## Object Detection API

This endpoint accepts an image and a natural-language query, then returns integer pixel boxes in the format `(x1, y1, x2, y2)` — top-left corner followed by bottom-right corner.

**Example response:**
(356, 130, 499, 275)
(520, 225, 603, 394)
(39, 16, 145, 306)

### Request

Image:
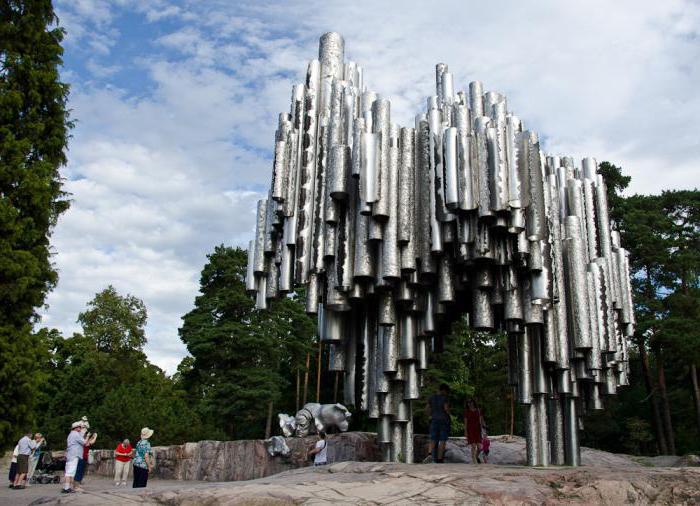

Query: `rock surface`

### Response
(86, 432, 687, 484)
(38, 461, 700, 505)
(89, 431, 380, 482)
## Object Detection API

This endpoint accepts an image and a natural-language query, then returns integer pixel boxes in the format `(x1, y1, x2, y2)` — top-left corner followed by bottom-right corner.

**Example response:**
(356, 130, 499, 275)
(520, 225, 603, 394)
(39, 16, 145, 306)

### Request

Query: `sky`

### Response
(42, 0, 700, 374)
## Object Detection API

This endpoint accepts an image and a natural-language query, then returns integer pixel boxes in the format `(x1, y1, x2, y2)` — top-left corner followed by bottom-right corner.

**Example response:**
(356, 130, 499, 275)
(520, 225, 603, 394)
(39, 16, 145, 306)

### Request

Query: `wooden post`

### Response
(303, 352, 310, 405)
(296, 368, 301, 412)
(265, 400, 274, 439)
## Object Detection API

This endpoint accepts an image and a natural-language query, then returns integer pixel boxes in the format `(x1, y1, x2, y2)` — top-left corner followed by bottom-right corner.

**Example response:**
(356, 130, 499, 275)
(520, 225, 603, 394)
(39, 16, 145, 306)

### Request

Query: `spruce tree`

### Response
(0, 0, 71, 448)
(179, 245, 316, 439)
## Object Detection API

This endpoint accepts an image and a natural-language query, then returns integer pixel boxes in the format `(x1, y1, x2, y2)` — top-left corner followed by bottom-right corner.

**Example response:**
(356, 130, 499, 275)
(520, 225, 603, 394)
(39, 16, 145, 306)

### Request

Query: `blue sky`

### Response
(42, 0, 700, 373)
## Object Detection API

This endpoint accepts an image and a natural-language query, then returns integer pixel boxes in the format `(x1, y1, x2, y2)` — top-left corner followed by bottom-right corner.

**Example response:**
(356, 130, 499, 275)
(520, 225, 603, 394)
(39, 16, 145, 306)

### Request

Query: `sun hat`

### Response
(140, 427, 154, 439)
(71, 421, 82, 429)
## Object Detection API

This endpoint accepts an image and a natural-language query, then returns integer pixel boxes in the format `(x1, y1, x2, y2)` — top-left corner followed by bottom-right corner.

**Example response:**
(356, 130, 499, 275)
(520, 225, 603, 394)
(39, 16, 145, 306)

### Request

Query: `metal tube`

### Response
(444, 127, 459, 208)
(564, 216, 592, 349)
(399, 312, 417, 361)
(564, 397, 580, 466)
(548, 395, 566, 465)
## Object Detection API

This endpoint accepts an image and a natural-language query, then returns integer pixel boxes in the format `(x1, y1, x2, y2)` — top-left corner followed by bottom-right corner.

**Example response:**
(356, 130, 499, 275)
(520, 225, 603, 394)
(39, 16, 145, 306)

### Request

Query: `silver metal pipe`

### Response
(372, 98, 391, 219)
(444, 127, 459, 208)
(564, 216, 592, 349)
(518, 331, 533, 404)
(564, 397, 580, 466)
(398, 127, 415, 244)
(399, 312, 417, 361)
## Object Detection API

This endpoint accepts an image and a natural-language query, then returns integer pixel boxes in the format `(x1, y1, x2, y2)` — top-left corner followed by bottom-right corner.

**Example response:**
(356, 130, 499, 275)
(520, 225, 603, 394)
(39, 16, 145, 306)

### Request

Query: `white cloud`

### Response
(43, 0, 700, 373)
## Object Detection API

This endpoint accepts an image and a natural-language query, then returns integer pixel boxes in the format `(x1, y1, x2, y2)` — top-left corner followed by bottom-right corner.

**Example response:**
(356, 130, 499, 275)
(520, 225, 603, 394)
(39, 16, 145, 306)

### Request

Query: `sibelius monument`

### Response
(246, 32, 635, 467)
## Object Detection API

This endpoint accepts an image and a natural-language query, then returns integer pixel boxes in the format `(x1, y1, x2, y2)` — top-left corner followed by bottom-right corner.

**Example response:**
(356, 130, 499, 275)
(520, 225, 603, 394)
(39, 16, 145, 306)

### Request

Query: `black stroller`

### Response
(29, 450, 64, 484)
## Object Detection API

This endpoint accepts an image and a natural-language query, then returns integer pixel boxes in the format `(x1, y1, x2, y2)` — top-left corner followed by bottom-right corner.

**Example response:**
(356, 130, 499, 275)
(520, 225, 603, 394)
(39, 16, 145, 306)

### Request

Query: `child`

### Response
(480, 430, 490, 464)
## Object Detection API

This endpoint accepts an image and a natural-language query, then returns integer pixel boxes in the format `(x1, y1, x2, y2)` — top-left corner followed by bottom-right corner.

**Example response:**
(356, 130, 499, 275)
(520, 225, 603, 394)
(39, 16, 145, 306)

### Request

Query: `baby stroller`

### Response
(29, 451, 64, 484)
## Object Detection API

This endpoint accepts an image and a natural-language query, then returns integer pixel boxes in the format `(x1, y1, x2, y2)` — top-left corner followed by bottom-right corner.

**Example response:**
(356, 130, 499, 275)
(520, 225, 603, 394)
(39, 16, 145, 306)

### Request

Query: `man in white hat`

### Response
(62, 422, 86, 494)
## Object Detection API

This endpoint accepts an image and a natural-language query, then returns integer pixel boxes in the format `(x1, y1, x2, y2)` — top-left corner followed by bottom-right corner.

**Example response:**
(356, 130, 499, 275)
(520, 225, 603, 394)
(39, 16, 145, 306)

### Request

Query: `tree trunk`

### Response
(316, 339, 323, 402)
(638, 339, 668, 454)
(296, 368, 301, 412)
(265, 400, 274, 439)
(691, 364, 700, 434)
(303, 352, 310, 405)
(656, 348, 676, 455)
(509, 386, 515, 436)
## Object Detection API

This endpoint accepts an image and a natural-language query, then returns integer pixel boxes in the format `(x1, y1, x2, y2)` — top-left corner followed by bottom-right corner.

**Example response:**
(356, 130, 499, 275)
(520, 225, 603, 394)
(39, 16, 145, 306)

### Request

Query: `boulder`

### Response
(89, 431, 381, 482)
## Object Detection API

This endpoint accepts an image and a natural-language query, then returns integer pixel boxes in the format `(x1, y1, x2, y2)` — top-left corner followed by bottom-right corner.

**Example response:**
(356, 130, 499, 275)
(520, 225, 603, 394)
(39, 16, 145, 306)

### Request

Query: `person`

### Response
(114, 438, 133, 486)
(427, 384, 451, 463)
(464, 398, 485, 464)
(132, 428, 154, 488)
(13, 430, 41, 489)
(308, 431, 328, 466)
(63, 422, 86, 494)
(480, 429, 491, 464)
(8, 444, 18, 488)
(27, 433, 46, 483)
(74, 427, 97, 491)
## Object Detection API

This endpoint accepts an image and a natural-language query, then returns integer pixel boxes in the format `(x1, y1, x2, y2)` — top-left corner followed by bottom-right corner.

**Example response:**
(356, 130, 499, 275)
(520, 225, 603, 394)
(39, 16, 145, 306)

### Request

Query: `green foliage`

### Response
(592, 162, 699, 455)
(0, 0, 71, 449)
(34, 288, 217, 450)
(78, 285, 148, 353)
(178, 245, 316, 439)
(417, 317, 509, 436)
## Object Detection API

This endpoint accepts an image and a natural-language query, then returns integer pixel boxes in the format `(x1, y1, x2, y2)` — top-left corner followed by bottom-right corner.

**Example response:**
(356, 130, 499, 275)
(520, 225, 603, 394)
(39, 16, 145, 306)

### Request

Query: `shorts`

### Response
(430, 419, 450, 442)
(65, 457, 79, 478)
(16, 454, 29, 474)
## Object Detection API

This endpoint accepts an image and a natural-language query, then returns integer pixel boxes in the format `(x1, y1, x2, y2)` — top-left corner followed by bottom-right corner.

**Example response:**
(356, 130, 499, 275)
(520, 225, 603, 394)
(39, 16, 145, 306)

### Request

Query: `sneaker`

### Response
(14, 485, 25, 490)
(8, 485, 14, 489)
(61, 488, 74, 494)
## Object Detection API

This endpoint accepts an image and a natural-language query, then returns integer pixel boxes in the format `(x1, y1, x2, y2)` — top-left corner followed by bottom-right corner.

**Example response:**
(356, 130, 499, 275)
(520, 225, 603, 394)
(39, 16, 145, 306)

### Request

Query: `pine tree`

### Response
(0, 0, 71, 449)
(178, 245, 316, 439)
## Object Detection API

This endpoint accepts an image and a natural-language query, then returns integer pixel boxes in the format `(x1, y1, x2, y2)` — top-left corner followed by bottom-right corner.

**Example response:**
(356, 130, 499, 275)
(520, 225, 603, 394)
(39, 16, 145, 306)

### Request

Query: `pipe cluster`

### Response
(246, 32, 635, 466)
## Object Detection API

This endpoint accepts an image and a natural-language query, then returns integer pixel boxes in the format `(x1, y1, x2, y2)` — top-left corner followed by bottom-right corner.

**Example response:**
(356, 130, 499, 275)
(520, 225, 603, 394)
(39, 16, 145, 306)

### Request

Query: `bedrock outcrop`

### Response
(87, 433, 648, 483)
(44, 461, 700, 505)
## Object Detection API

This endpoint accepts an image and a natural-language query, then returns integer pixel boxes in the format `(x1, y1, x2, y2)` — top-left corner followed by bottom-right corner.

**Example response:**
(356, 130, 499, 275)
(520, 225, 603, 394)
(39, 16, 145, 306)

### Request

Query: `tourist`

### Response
(74, 428, 97, 491)
(464, 398, 485, 464)
(13, 430, 41, 489)
(7, 444, 18, 488)
(132, 427, 154, 488)
(114, 438, 133, 486)
(27, 433, 46, 483)
(308, 431, 328, 466)
(63, 421, 86, 494)
(427, 383, 451, 463)
(480, 429, 491, 464)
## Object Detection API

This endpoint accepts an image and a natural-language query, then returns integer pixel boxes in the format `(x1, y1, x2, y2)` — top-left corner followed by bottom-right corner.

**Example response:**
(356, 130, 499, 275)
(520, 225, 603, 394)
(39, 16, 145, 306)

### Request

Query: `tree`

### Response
(418, 316, 509, 436)
(78, 285, 147, 353)
(178, 245, 316, 440)
(604, 179, 700, 455)
(0, 0, 71, 449)
(35, 287, 217, 448)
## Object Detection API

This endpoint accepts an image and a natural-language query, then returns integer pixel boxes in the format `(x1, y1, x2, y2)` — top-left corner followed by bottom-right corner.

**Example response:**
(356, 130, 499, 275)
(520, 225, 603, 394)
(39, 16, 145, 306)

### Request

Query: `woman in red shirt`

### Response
(464, 399, 485, 464)
(114, 439, 133, 486)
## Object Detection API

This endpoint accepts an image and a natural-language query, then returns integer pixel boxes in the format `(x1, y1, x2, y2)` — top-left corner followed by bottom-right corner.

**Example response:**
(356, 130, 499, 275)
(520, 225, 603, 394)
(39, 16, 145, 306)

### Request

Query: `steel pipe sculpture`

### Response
(247, 32, 634, 466)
